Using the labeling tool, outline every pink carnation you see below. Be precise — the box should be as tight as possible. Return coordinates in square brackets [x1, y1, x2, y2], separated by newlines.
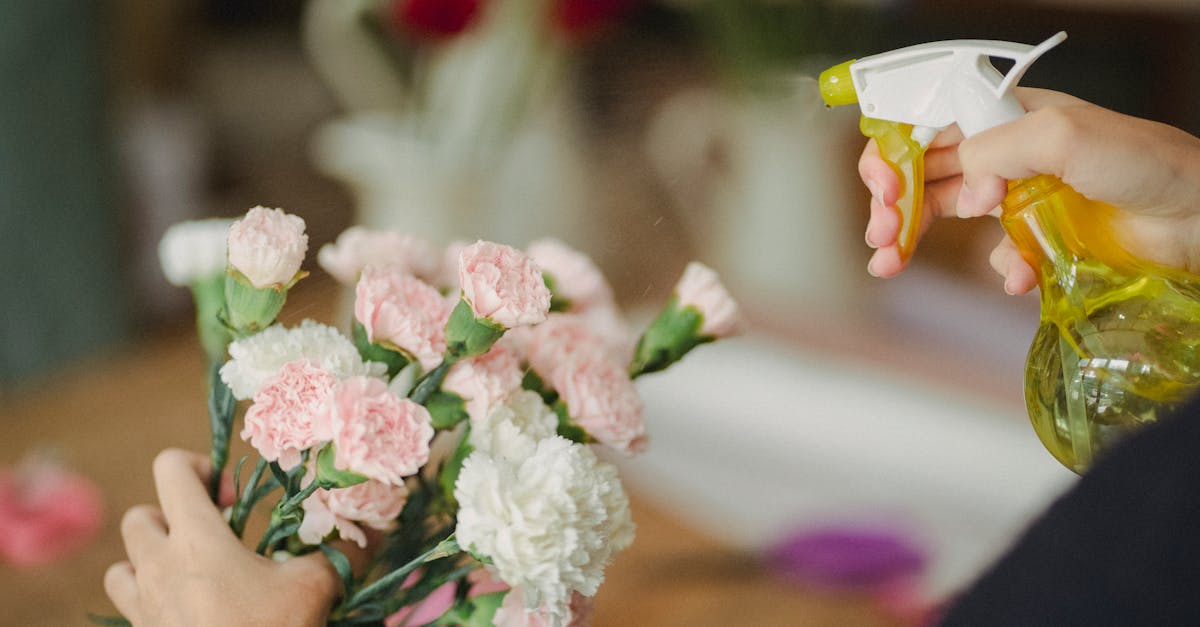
[299, 478, 408, 548]
[552, 354, 646, 454]
[674, 262, 741, 338]
[355, 266, 452, 371]
[241, 359, 338, 470]
[521, 314, 613, 383]
[322, 376, 434, 486]
[317, 226, 439, 285]
[526, 238, 613, 311]
[443, 344, 524, 422]
[227, 206, 308, 288]
[458, 240, 551, 328]
[493, 587, 594, 627]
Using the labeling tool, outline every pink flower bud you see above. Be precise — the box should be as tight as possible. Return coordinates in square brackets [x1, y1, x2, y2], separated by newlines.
[458, 241, 551, 328]
[674, 262, 741, 338]
[227, 206, 308, 289]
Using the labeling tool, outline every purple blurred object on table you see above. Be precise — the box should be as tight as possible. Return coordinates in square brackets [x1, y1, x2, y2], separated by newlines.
[765, 525, 927, 589]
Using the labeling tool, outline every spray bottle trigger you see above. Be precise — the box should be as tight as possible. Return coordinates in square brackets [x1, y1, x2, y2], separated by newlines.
[860, 116, 930, 262]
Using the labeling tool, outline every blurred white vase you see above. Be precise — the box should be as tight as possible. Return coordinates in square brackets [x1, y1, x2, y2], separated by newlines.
[303, 0, 589, 248]
[646, 75, 866, 314]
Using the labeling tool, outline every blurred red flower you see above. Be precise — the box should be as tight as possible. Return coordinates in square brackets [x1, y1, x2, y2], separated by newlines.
[391, 0, 484, 39]
[553, 0, 639, 36]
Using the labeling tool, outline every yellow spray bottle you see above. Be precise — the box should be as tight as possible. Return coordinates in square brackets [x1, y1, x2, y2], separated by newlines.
[820, 32, 1200, 472]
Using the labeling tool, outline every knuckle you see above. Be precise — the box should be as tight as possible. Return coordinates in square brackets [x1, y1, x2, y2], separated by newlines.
[103, 562, 127, 587]
[152, 448, 185, 473]
[121, 504, 156, 533]
[1031, 106, 1083, 163]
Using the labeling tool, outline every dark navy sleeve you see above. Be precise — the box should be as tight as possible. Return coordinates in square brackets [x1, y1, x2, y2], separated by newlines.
[938, 394, 1200, 626]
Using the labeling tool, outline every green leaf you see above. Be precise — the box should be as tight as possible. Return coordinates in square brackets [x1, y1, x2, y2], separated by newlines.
[430, 591, 507, 627]
[553, 400, 589, 444]
[521, 369, 557, 405]
[544, 273, 572, 313]
[425, 390, 469, 430]
[86, 613, 131, 626]
[319, 543, 357, 596]
[232, 455, 247, 500]
[352, 321, 410, 378]
[317, 444, 369, 489]
[268, 461, 290, 495]
[409, 359, 452, 406]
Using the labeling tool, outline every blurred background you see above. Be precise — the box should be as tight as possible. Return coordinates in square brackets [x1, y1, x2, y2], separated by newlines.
[3, 0, 1200, 624]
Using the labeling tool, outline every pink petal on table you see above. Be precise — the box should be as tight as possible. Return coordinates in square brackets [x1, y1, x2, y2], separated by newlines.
[0, 463, 104, 567]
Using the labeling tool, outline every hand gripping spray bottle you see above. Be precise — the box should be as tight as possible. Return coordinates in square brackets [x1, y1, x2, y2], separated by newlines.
[820, 32, 1200, 472]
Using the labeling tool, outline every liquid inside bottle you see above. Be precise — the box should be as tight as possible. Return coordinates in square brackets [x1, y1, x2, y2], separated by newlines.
[1002, 175, 1200, 473]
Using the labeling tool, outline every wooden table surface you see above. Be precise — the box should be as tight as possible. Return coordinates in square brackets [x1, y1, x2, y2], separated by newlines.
[0, 288, 909, 627]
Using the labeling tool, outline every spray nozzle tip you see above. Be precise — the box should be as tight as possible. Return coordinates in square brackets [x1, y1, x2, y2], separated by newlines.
[819, 59, 859, 107]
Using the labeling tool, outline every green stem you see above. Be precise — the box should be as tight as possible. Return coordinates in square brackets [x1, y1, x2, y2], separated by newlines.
[343, 535, 460, 611]
[255, 479, 321, 555]
[206, 360, 236, 502]
[230, 458, 275, 538]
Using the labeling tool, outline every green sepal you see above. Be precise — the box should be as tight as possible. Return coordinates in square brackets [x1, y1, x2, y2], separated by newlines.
[544, 273, 572, 313]
[223, 269, 287, 333]
[430, 590, 507, 627]
[352, 321, 410, 378]
[439, 429, 474, 510]
[553, 400, 589, 444]
[190, 273, 231, 363]
[629, 296, 711, 378]
[317, 443, 369, 489]
[444, 299, 505, 360]
[426, 390, 469, 430]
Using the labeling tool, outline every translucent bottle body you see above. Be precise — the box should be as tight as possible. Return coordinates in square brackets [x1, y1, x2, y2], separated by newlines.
[1002, 175, 1200, 473]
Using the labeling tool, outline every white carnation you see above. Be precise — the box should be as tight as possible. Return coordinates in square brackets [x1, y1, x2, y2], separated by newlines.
[157, 218, 233, 286]
[455, 437, 635, 623]
[469, 390, 558, 462]
[219, 319, 386, 400]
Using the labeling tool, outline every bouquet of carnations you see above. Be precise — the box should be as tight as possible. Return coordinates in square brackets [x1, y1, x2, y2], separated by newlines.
[149, 206, 740, 626]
